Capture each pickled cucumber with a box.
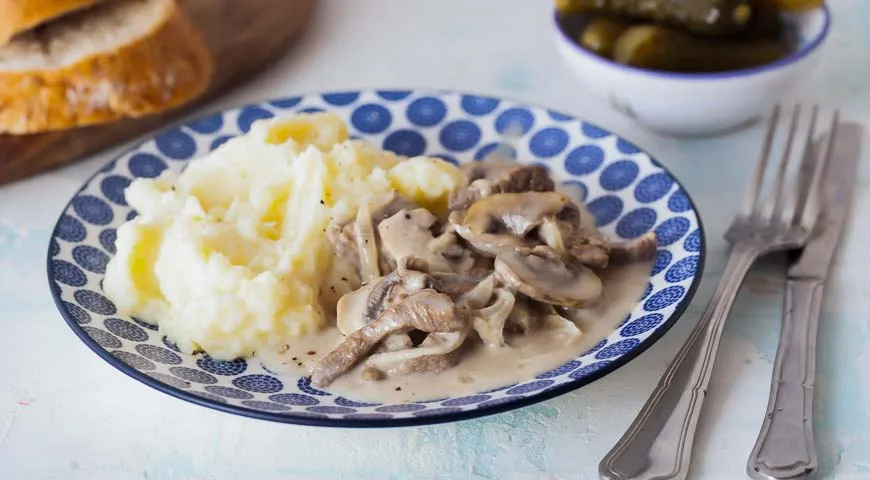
[613,25,791,72]
[561,0,753,35]
[580,16,634,58]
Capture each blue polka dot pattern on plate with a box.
[655,217,691,247]
[595,339,641,359]
[210,135,234,151]
[548,109,573,121]
[52,260,87,287]
[128,153,167,179]
[63,301,91,325]
[495,108,535,135]
[188,114,224,134]
[536,360,582,379]
[162,336,181,352]
[233,374,283,393]
[565,145,604,175]
[621,314,664,337]
[113,351,155,371]
[383,130,426,157]
[616,208,657,239]
[136,344,182,365]
[192,391,227,404]
[406,97,447,126]
[684,229,702,252]
[72,245,109,274]
[600,160,640,192]
[99,229,117,254]
[529,127,569,158]
[582,122,610,139]
[644,286,686,311]
[322,92,360,106]
[334,397,380,408]
[73,196,113,226]
[586,195,623,227]
[506,380,554,395]
[308,406,355,415]
[104,318,148,342]
[474,142,516,162]
[48,90,703,427]
[375,403,426,413]
[269,97,302,109]
[197,356,247,376]
[439,120,481,152]
[666,256,699,284]
[441,395,491,407]
[635,172,674,203]
[170,367,218,385]
[652,250,672,277]
[461,95,500,116]
[126,211,138,221]
[57,215,86,242]
[155,129,196,160]
[205,386,253,400]
[74,290,116,315]
[351,104,392,134]
[84,327,121,349]
[270,393,318,406]
[616,138,641,154]
[377,90,411,101]
[100,176,131,206]
[237,106,275,133]
[147,372,189,390]
[569,361,612,379]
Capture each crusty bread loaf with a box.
[0,0,104,46]
[0,0,214,134]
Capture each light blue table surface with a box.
[1,1,868,479]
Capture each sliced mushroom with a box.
[450,191,574,256]
[609,232,659,264]
[310,290,467,386]
[365,328,468,377]
[494,247,603,308]
[472,288,516,347]
[378,208,474,274]
[325,190,417,281]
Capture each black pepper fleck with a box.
[341,277,347,281]
[297,362,303,367]
[307,350,316,355]
[291,357,298,361]
[404,213,411,219]
[395,387,402,391]
[320,200,325,205]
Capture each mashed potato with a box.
[103,113,466,360]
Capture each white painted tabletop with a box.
[2,1,869,478]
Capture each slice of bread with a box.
[0,0,104,46]
[0,0,214,134]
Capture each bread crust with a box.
[0,1,214,134]
[0,0,104,46]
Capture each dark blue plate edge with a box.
[47,89,707,429]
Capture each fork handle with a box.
[747,277,823,479]
[599,244,760,480]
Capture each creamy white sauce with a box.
[259,259,652,403]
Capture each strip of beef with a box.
[449,164,555,211]
[310,290,467,387]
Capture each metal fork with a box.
[599,105,838,480]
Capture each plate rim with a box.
[47,88,707,428]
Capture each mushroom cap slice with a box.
[463,191,571,237]
[494,248,603,308]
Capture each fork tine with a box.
[769,105,802,220]
[788,105,820,226]
[799,110,840,230]
[743,105,781,218]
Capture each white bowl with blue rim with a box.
[552,6,831,137]
[48,89,706,427]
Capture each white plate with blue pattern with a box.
[48,89,706,427]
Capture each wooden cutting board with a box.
[0,0,317,185]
